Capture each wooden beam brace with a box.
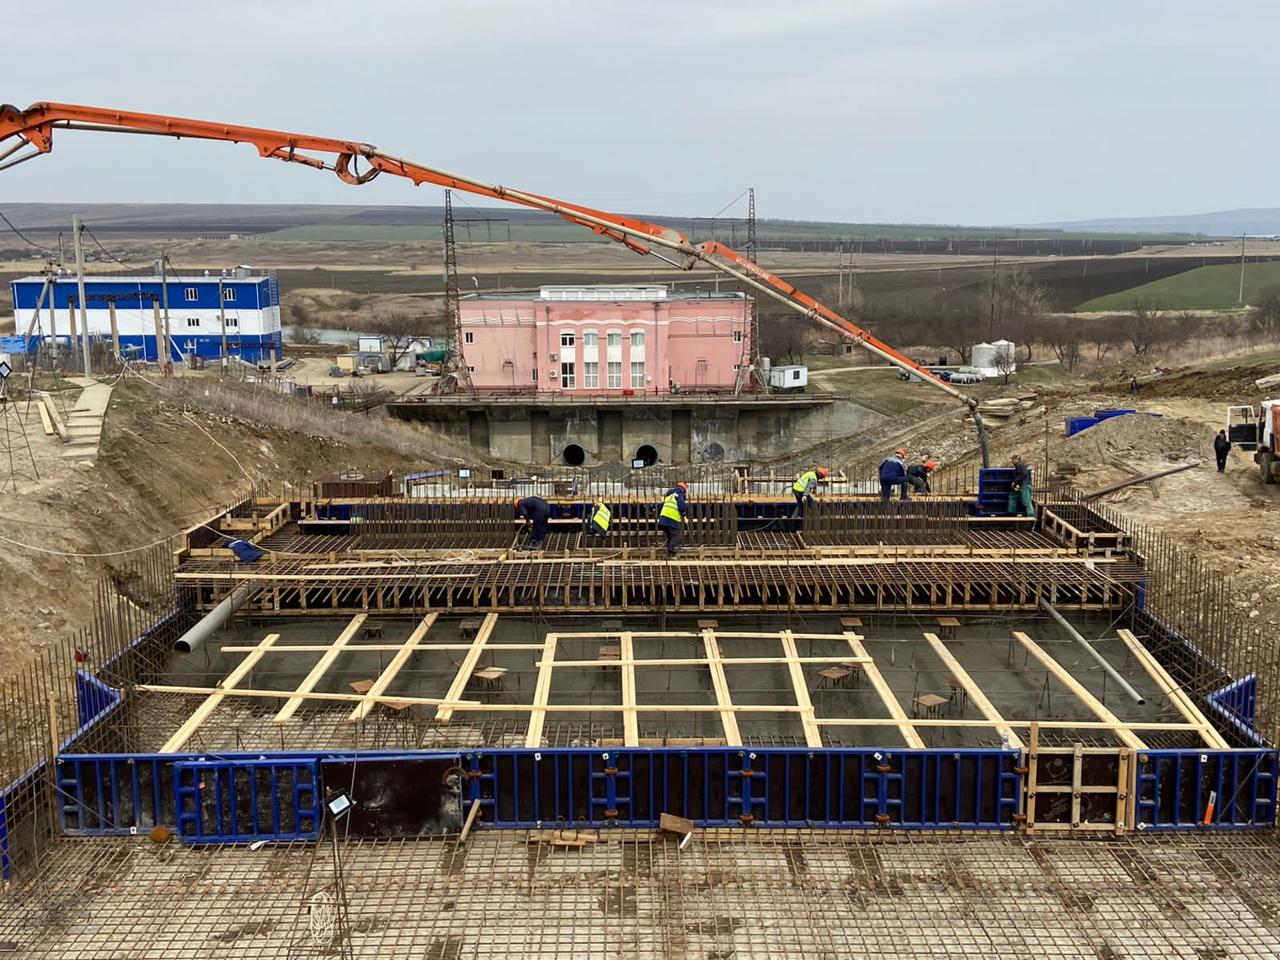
[347,613,437,723]
[702,628,741,745]
[924,632,1023,750]
[780,629,822,748]
[524,633,557,748]
[1012,630,1146,750]
[620,631,639,747]
[843,631,924,748]
[435,612,499,722]
[160,633,280,753]
[1116,628,1229,749]
[274,614,368,722]
[536,655,874,668]
[141,683,474,708]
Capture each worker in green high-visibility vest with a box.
[791,466,828,520]
[657,481,688,558]
[585,501,612,539]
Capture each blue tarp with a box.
[227,539,264,563]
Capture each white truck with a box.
[1227,401,1280,483]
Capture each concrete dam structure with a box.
[388,394,881,465]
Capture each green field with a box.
[1077,260,1280,311]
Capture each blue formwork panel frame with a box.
[464,747,1024,830]
[1134,748,1278,830]
[47,744,1280,842]
[54,753,324,842]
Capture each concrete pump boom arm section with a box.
[0,100,989,463]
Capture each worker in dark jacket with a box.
[791,466,829,518]
[1008,454,1034,517]
[657,481,688,558]
[1214,430,1232,473]
[515,496,552,550]
[906,457,937,494]
[878,448,910,504]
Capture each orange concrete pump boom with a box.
[0,100,990,464]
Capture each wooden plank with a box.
[140,683,474,708]
[814,718,1198,731]
[701,628,741,746]
[1115,629,1229,749]
[524,634,557,748]
[619,632,639,747]
[221,642,545,653]
[435,612,499,723]
[273,614,367,722]
[160,632,281,753]
[780,629,822,748]
[347,613,437,723]
[533,655,873,668]
[35,397,55,436]
[1011,631,1146,750]
[843,631,924,748]
[924,632,1023,750]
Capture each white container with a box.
[769,364,808,390]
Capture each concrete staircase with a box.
[61,377,115,460]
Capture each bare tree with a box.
[1250,286,1280,335]
[364,312,432,368]
[987,269,1049,362]
[1038,315,1083,371]
[993,341,1017,383]
[1117,295,1164,357]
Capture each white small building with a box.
[970,340,1016,378]
[769,364,808,391]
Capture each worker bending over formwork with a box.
[657,481,688,558]
[791,467,829,522]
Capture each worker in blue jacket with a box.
[878,448,911,505]
[515,496,552,550]
[657,481,688,558]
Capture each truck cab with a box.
[1228,400,1280,483]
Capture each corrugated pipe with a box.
[1039,598,1145,705]
[174,584,254,653]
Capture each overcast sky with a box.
[2,0,1276,225]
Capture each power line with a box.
[0,209,55,256]
[81,224,141,268]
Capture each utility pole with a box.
[71,215,92,376]
[1239,234,1247,304]
[160,251,171,375]
[218,270,228,373]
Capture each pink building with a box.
[459,285,750,394]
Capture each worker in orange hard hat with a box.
[906,455,938,495]
[791,466,828,522]
[878,448,911,505]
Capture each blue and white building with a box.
[9,266,283,363]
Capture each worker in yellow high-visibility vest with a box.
[585,501,612,539]
[657,481,688,558]
[791,466,829,520]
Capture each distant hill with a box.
[1024,207,1280,238]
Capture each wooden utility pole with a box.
[72,215,93,375]
[218,271,228,373]
[152,299,164,365]
[107,299,121,362]
[160,251,171,375]
[1239,234,1247,304]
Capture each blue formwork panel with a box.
[463,747,1023,830]
[1134,749,1278,830]
[174,758,322,843]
